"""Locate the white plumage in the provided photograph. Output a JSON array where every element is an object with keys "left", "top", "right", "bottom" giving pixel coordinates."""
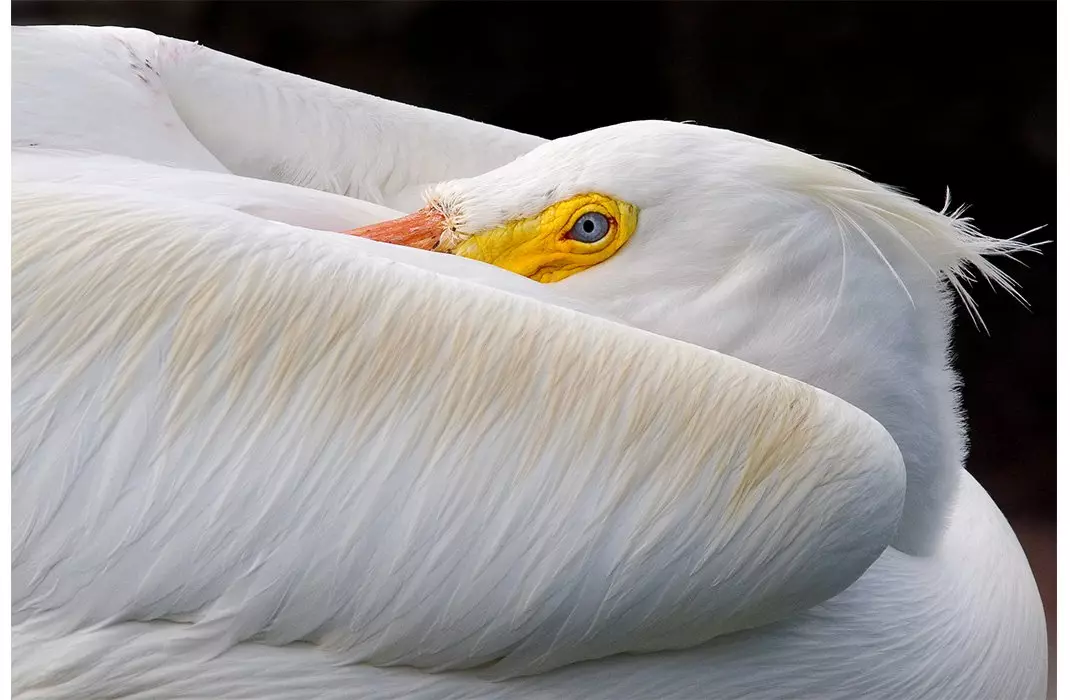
[{"left": 11, "top": 25, "right": 1047, "bottom": 699}]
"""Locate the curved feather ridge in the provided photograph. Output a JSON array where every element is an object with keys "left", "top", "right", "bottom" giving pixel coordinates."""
[{"left": 13, "top": 181, "right": 904, "bottom": 679}]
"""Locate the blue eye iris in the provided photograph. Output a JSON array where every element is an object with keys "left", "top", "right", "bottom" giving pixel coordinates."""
[{"left": 569, "top": 212, "right": 611, "bottom": 243}]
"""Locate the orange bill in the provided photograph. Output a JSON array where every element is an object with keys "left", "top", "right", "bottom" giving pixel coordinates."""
[{"left": 342, "top": 207, "right": 446, "bottom": 251}]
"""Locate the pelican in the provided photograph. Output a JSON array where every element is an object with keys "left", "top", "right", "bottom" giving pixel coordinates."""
[{"left": 11, "top": 25, "right": 1047, "bottom": 699}]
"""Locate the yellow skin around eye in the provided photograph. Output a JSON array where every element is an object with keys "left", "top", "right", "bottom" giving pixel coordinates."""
[{"left": 451, "top": 193, "right": 639, "bottom": 283}]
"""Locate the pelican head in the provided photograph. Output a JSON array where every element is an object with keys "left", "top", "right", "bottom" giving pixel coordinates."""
[{"left": 350, "top": 120, "right": 1035, "bottom": 555}]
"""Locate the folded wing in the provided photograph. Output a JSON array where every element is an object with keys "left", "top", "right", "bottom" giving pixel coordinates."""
[
  {"left": 12, "top": 25, "right": 542, "bottom": 209},
  {"left": 12, "top": 179, "right": 905, "bottom": 679}
]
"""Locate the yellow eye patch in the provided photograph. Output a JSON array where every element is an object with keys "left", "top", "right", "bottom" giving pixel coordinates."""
[{"left": 450, "top": 193, "right": 638, "bottom": 283}]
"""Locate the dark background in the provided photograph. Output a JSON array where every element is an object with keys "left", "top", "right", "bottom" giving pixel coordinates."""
[{"left": 14, "top": 0, "right": 1056, "bottom": 688}]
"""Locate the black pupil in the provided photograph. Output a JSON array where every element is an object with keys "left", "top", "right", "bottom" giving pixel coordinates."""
[{"left": 582, "top": 219, "right": 595, "bottom": 233}]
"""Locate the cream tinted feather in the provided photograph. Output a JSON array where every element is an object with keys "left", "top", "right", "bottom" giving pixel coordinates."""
[
  {"left": 443, "top": 120, "right": 1037, "bottom": 554},
  {"left": 13, "top": 179, "right": 904, "bottom": 681},
  {"left": 14, "top": 474, "right": 1044, "bottom": 700},
  {"left": 11, "top": 25, "right": 1045, "bottom": 700}
]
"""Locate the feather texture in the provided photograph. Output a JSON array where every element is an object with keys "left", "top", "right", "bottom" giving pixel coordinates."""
[
  {"left": 11, "top": 24, "right": 1047, "bottom": 700},
  {"left": 12, "top": 24, "right": 543, "bottom": 211},
  {"left": 13, "top": 180, "right": 904, "bottom": 681}
]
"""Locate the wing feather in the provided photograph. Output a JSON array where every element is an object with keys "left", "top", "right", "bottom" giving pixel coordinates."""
[
  {"left": 12, "top": 25, "right": 542, "bottom": 210},
  {"left": 13, "top": 179, "right": 905, "bottom": 683}
]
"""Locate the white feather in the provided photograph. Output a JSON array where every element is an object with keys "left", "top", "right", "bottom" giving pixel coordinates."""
[
  {"left": 13, "top": 179, "right": 902, "bottom": 681},
  {"left": 11, "top": 24, "right": 1047, "bottom": 700},
  {"left": 12, "top": 24, "right": 543, "bottom": 210},
  {"left": 434, "top": 121, "right": 1038, "bottom": 554}
]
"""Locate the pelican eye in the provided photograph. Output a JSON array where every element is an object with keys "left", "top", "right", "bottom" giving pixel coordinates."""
[
  {"left": 448, "top": 193, "right": 637, "bottom": 284},
  {"left": 568, "top": 212, "right": 611, "bottom": 243}
]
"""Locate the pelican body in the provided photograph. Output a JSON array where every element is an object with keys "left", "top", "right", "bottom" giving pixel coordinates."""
[{"left": 11, "top": 25, "right": 1047, "bottom": 699}]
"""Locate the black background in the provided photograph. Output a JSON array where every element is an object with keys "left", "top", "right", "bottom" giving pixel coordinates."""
[{"left": 14, "top": 0, "right": 1056, "bottom": 680}]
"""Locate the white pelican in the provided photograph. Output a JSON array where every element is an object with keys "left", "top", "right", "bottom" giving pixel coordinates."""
[{"left": 11, "top": 25, "right": 1047, "bottom": 699}]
